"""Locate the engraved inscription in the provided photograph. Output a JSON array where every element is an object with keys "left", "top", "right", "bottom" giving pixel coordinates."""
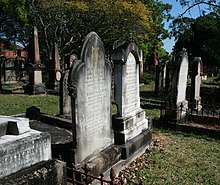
[
  {"left": 124, "top": 52, "right": 138, "bottom": 114},
  {"left": 0, "top": 138, "right": 50, "bottom": 178},
  {"left": 83, "top": 66, "right": 107, "bottom": 137}
]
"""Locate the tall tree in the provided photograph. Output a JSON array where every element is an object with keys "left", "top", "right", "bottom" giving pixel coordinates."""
[{"left": 173, "top": 12, "right": 220, "bottom": 67}]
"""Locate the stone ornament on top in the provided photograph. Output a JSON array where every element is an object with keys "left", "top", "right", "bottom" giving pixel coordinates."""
[{"left": 68, "top": 32, "right": 113, "bottom": 164}]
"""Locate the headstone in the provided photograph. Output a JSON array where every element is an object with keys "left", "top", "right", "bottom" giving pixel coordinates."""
[
  {"left": 3, "top": 59, "right": 16, "bottom": 82},
  {"left": 59, "top": 54, "right": 77, "bottom": 119},
  {"left": 48, "top": 43, "right": 61, "bottom": 91},
  {"left": 139, "top": 50, "right": 144, "bottom": 75},
  {"left": 164, "top": 62, "right": 171, "bottom": 93},
  {"left": 112, "top": 41, "right": 152, "bottom": 159},
  {"left": 191, "top": 57, "right": 202, "bottom": 110},
  {"left": 0, "top": 115, "right": 51, "bottom": 179},
  {"left": 155, "top": 65, "right": 164, "bottom": 95},
  {"left": 64, "top": 54, "right": 77, "bottom": 70},
  {"left": 68, "top": 32, "right": 113, "bottom": 164},
  {"left": 27, "top": 26, "right": 46, "bottom": 95},
  {"left": 59, "top": 70, "right": 71, "bottom": 119},
  {"left": 166, "top": 48, "right": 189, "bottom": 120}
]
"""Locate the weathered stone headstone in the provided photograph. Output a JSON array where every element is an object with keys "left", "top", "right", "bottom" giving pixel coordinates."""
[
  {"left": 59, "top": 70, "right": 71, "bottom": 119},
  {"left": 155, "top": 65, "right": 164, "bottom": 95},
  {"left": 112, "top": 41, "right": 152, "bottom": 159},
  {"left": 0, "top": 116, "right": 51, "bottom": 179},
  {"left": 139, "top": 50, "right": 144, "bottom": 75},
  {"left": 3, "top": 59, "right": 16, "bottom": 82},
  {"left": 68, "top": 32, "right": 113, "bottom": 164},
  {"left": 59, "top": 54, "right": 78, "bottom": 119},
  {"left": 48, "top": 43, "right": 61, "bottom": 92},
  {"left": 27, "top": 26, "right": 46, "bottom": 95},
  {"left": 166, "top": 48, "right": 189, "bottom": 120},
  {"left": 191, "top": 57, "right": 202, "bottom": 110},
  {"left": 164, "top": 62, "right": 171, "bottom": 93}
]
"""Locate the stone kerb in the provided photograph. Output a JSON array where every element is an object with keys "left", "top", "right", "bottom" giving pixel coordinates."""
[
  {"left": 68, "top": 32, "right": 113, "bottom": 164},
  {"left": 112, "top": 41, "right": 151, "bottom": 159},
  {"left": 166, "top": 49, "right": 189, "bottom": 120}
]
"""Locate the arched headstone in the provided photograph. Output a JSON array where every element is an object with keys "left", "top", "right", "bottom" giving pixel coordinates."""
[
  {"left": 68, "top": 32, "right": 113, "bottom": 164},
  {"left": 112, "top": 41, "right": 151, "bottom": 159}
]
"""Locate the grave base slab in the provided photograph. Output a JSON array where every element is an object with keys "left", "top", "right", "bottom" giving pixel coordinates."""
[{"left": 0, "top": 129, "right": 51, "bottom": 178}]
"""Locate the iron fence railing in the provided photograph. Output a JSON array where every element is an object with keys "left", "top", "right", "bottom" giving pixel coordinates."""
[
  {"left": 66, "top": 164, "right": 143, "bottom": 185},
  {"left": 162, "top": 100, "right": 220, "bottom": 127}
]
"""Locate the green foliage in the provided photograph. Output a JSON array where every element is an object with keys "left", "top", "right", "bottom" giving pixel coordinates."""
[
  {"left": 172, "top": 12, "right": 220, "bottom": 67},
  {"left": 0, "top": 0, "right": 171, "bottom": 64}
]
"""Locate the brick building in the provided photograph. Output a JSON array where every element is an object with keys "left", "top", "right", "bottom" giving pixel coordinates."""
[{"left": 0, "top": 43, "right": 27, "bottom": 60}]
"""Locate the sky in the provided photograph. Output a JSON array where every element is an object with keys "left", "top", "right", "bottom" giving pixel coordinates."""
[{"left": 162, "top": 0, "right": 207, "bottom": 54}]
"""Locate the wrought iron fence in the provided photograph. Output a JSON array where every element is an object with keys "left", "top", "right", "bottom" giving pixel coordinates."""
[
  {"left": 162, "top": 99, "right": 220, "bottom": 127},
  {"left": 66, "top": 163, "right": 143, "bottom": 185}
]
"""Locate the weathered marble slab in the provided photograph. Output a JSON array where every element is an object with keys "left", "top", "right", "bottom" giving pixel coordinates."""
[
  {"left": 0, "top": 130, "right": 51, "bottom": 178},
  {"left": 68, "top": 32, "right": 113, "bottom": 164}
]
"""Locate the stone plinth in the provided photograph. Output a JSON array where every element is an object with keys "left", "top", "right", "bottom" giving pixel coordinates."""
[{"left": 27, "top": 63, "right": 46, "bottom": 95}]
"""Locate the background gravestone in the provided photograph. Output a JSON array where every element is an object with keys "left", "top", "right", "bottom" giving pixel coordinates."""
[
  {"left": 26, "top": 26, "right": 46, "bottom": 95},
  {"left": 165, "top": 49, "right": 189, "bottom": 120},
  {"left": 68, "top": 32, "right": 113, "bottom": 164},
  {"left": 59, "top": 70, "right": 71, "bottom": 119},
  {"left": 48, "top": 43, "right": 61, "bottom": 92},
  {"left": 166, "top": 48, "right": 189, "bottom": 120},
  {"left": 112, "top": 41, "right": 152, "bottom": 159},
  {"left": 191, "top": 57, "right": 202, "bottom": 110}
]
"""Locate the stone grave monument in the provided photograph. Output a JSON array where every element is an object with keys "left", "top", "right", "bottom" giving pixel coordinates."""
[
  {"left": 60, "top": 70, "right": 72, "bottom": 119},
  {"left": 166, "top": 48, "right": 189, "bottom": 120},
  {"left": 68, "top": 32, "right": 114, "bottom": 164},
  {"left": 191, "top": 57, "right": 202, "bottom": 110},
  {"left": 48, "top": 43, "right": 61, "bottom": 92},
  {"left": 164, "top": 61, "right": 171, "bottom": 93},
  {"left": 0, "top": 116, "right": 51, "bottom": 180},
  {"left": 26, "top": 26, "right": 46, "bottom": 95},
  {"left": 155, "top": 65, "right": 164, "bottom": 95},
  {"left": 112, "top": 41, "right": 152, "bottom": 159},
  {"left": 59, "top": 54, "right": 78, "bottom": 119}
]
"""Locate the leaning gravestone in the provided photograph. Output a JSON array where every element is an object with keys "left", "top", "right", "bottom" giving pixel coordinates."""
[
  {"left": 191, "top": 57, "right": 202, "bottom": 110},
  {"left": 112, "top": 41, "right": 152, "bottom": 159},
  {"left": 68, "top": 32, "right": 113, "bottom": 164},
  {"left": 166, "top": 48, "right": 189, "bottom": 120}
]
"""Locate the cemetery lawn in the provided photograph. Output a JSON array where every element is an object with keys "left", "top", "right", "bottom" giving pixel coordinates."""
[
  {"left": 122, "top": 128, "right": 220, "bottom": 184},
  {"left": 0, "top": 94, "right": 59, "bottom": 115}
]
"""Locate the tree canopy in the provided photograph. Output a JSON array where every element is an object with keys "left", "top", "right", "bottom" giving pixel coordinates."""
[
  {"left": 172, "top": 12, "right": 220, "bottom": 67},
  {"left": 0, "top": 0, "right": 171, "bottom": 64}
]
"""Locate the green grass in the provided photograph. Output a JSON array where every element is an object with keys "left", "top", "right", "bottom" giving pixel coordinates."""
[
  {"left": 120, "top": 129, "right": 220, "bottom": 185},
  {"left": 0, "top": 94, "right": 59, "bottom": 115}
]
